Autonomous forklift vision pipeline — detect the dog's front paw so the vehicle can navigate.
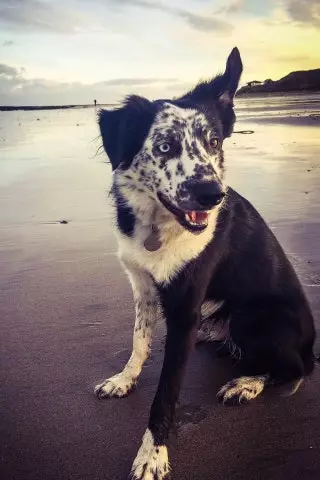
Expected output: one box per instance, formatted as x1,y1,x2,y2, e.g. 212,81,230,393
130,429,170,480
217,375,266,405
94,372,136,399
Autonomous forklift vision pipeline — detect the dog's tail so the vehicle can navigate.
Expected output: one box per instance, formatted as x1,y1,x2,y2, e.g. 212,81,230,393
280,377,304,397
282,353,320,396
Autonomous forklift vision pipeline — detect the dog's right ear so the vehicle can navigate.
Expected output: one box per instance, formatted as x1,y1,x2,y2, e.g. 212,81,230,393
98,95,156,170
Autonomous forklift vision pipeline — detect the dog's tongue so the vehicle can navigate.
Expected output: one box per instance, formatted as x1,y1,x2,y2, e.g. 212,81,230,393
188,211,208,223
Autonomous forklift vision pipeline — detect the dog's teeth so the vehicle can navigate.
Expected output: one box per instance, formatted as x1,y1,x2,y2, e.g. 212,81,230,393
185,212,208,227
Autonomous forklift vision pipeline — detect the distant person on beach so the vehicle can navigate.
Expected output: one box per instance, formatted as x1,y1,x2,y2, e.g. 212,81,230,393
94,99,97,106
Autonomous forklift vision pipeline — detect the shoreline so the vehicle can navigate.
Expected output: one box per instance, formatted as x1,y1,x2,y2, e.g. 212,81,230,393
1,91,320,111
0,104,114,112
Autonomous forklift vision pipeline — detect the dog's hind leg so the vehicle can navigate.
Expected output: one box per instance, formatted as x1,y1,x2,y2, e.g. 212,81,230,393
95,267,161,399
196,300,227,343
217,326,306,405
217,349,306,404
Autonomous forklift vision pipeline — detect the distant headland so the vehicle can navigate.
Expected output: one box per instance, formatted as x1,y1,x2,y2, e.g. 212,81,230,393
237,69,320,95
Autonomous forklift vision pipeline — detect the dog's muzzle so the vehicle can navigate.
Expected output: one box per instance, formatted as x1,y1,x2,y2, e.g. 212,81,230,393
185,180,225,210
158,181,225,234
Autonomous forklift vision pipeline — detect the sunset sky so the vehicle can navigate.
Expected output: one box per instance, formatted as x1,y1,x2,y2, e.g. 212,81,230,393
0,0,319,105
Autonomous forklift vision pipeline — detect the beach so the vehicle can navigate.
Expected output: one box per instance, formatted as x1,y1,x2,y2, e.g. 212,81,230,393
1,94,320,480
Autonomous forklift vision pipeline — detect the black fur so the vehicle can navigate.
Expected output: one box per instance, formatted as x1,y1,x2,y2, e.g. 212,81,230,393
164,188,315,376
111,183,136,237
147,188,315,447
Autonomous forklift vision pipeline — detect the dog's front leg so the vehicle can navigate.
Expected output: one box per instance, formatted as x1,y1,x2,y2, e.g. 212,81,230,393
130,294,200,480
95,267,161,399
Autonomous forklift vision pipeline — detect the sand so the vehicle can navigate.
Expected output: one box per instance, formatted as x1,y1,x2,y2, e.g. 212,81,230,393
1,95,320,480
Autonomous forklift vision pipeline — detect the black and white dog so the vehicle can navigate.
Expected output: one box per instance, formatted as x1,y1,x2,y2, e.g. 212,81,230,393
95,48,316,479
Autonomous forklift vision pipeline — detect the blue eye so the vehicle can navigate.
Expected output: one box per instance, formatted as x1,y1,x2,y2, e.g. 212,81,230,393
158,142,171,153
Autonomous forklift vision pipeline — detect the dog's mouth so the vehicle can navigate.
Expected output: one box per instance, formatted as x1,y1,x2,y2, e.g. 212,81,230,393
158,193,209,233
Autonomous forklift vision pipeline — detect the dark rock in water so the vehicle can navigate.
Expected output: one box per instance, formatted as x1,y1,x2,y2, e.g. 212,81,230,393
37,118,40,121
60,220,68,224
76,123,80,126
234,130,255,134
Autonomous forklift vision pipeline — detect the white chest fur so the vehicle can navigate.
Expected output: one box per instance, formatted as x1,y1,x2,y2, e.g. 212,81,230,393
117,209,219,285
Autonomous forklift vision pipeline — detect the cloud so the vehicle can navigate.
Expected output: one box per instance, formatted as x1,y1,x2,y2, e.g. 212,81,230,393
97,77,177,86
0,0,101,33
2,40,14,47
0,0,233,35
171,10,320,84
0,63,187,105
1,1,319,104
0,63,23,77
285,0,320,27
225,0,245,14
0,63,28,103
174,10,233,32
108,0,233,32
215,0,245,15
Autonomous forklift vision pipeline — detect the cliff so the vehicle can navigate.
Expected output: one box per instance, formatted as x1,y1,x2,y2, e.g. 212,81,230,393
237,69,320,95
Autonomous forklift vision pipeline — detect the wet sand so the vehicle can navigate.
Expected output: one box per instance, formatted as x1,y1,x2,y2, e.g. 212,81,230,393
1,97,320,480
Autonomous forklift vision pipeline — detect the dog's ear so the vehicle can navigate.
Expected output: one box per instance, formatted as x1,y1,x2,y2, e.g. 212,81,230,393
98,95,156,170
216,47,243,105
178,47,243,138
215,47,243,137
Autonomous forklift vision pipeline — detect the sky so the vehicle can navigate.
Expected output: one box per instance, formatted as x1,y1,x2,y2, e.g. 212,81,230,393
0,0,319,105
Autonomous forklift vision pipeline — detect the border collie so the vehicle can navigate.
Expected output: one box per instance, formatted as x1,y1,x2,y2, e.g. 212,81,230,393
94,48,315,480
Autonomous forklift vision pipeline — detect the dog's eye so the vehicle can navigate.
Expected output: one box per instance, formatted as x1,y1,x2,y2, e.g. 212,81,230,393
209,138,219,149
158,142,171,153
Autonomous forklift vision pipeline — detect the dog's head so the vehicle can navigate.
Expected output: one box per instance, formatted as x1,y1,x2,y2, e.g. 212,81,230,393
99,48,242,233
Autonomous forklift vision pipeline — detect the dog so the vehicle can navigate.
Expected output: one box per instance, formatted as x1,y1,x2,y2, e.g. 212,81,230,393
94,48,316,480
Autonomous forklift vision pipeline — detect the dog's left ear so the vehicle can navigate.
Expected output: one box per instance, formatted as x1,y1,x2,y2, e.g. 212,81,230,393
179,47,243,138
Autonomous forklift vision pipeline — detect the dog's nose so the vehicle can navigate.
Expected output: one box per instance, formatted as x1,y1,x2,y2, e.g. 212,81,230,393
189,181,225,209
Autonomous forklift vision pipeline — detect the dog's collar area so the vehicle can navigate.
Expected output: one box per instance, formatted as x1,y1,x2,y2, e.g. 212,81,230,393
157,192,209,233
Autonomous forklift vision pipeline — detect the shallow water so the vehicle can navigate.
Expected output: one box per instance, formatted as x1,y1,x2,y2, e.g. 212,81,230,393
0,108,101,188
235,92,320,121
